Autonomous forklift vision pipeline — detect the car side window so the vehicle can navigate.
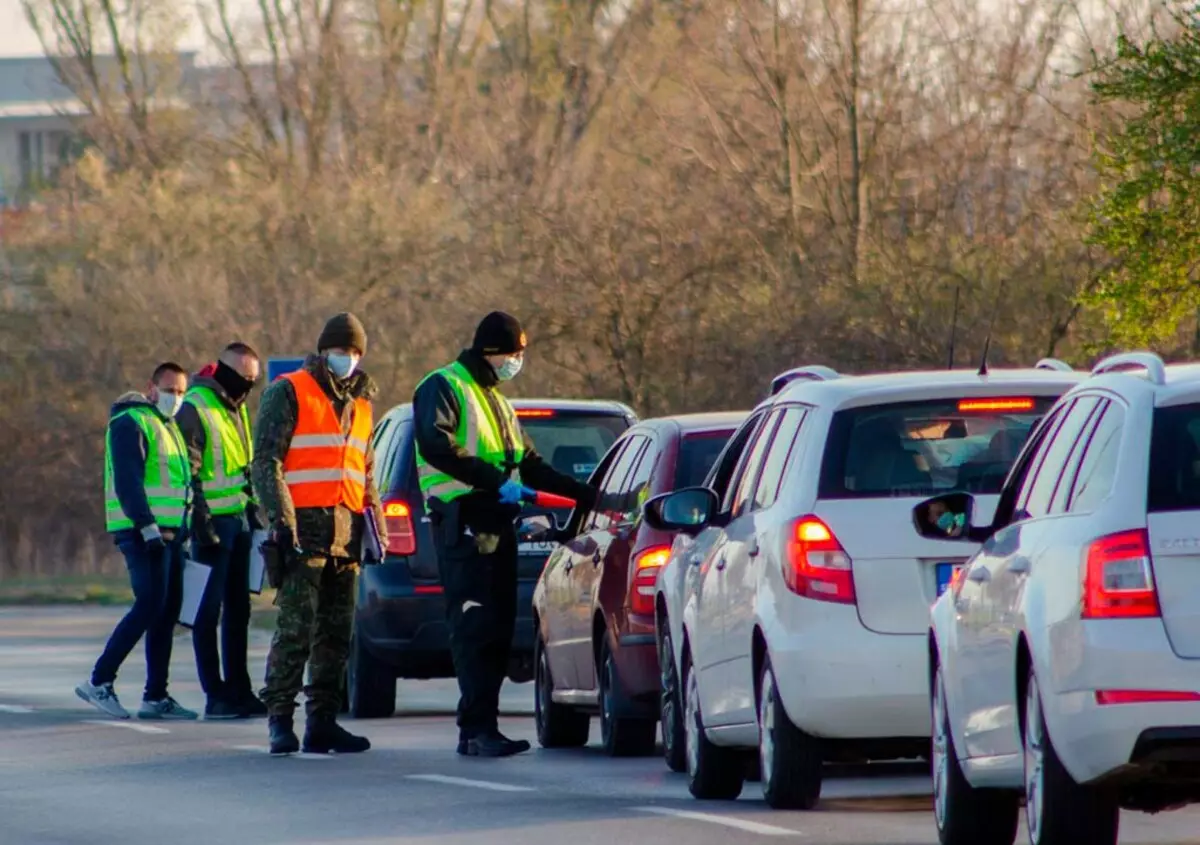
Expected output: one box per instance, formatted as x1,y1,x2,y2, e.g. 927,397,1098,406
1048,400,1107,514
992,403,1068,529
619,435,659,525
589,435,646,532
717,413,772,514
1020,396,1102,519
1012,400,1076,520
372,419,398,491
731,409,785,517
706,410,765,499
1069,402,1125,512
752,406,807,511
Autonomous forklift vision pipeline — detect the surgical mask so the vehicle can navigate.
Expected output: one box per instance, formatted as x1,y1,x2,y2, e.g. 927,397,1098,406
496,355,523,381
155,392,183,418
326,353,358,380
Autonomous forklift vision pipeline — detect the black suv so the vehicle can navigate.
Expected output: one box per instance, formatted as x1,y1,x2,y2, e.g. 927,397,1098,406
348,398,637,717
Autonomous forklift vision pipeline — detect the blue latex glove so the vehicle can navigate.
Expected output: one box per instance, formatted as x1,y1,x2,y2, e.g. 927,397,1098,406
498,479,533,505
937,511,966,534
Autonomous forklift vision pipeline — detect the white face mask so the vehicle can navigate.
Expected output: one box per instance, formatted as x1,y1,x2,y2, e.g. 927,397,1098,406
496,355,523,381
326,352,359,379
155,392,183,418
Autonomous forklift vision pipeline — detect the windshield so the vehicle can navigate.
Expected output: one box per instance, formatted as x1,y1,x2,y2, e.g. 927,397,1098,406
675,431,735,489
521,413,630,484
1149,402,1200,512
819,396,1058,498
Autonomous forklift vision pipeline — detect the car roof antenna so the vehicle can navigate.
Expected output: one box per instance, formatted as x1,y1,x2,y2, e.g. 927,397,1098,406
978,334,991,376
977,276,1009,377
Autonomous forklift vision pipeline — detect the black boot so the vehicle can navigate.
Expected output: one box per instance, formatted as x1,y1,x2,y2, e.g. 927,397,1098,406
466,731,531,758
302,714,371,754
268,714,300,756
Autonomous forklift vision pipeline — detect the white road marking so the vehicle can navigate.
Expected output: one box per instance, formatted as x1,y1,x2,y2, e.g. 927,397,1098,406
632,806,801,836
406,774,536,792
0,704,34,713
83,720,170,735
230,744,331,759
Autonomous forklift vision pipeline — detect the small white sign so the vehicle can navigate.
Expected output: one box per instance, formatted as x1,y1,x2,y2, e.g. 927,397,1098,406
248,529,269,594
178,558,212,628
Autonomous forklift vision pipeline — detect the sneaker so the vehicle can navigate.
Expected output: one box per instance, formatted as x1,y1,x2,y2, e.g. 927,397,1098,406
204,698,243,721
138,697,199,720
75,681,130,719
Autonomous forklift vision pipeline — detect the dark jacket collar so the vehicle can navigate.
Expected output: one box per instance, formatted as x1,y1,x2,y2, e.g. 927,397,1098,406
457,348,498,389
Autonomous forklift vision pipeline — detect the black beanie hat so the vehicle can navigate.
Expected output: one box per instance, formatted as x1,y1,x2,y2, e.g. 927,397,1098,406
471,311,526,356
317,312,367,356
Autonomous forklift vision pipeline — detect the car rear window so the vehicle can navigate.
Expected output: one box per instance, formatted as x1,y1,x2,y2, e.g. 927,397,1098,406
521,413,630,483
1148,402,1200,512
674,430,735,489
819,396,1057,498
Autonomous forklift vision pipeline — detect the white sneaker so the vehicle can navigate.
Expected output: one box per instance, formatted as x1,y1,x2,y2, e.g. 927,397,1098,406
75,681,130,719
138,697,199,720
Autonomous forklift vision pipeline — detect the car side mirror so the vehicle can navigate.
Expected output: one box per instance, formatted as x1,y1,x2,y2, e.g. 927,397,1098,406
912,492,977,542
515,511,557,544
643,487,717,536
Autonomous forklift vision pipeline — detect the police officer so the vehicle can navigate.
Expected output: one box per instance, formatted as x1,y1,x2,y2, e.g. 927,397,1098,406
251,313,388,755
413,312,620,757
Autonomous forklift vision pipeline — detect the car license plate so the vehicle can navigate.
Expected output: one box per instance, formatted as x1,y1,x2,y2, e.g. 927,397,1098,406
518,541,557,555
936,562,963,597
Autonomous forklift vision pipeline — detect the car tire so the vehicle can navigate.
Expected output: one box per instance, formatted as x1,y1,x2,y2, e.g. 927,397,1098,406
683,648,744,800
348,629,397,719
1023,667,1119,845
534,636,589,748
598,637,657,757
758,656,822,809
658,624,687,773
931,661,1019,845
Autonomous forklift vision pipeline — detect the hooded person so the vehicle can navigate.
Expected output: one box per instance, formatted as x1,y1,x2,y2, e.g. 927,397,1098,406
76,362,200,722
250,312,388,755
176,342,268,720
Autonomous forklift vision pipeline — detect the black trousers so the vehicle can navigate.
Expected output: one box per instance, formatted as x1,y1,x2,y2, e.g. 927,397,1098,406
433,519,518,740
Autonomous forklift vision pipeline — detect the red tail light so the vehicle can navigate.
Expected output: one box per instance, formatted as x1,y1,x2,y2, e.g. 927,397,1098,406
784,516,855,604
516,409,556,418
630,546,671,616
1082,529,1159,619
958,397,1035,412
384,498,416,556
1095,690,1200,705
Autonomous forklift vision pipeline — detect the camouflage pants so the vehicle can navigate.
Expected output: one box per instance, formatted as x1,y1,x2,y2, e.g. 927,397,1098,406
260,556,357,718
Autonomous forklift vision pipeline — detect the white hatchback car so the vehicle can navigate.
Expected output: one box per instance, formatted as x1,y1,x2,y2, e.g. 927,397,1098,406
645,361,1084,806
918,352,1200,845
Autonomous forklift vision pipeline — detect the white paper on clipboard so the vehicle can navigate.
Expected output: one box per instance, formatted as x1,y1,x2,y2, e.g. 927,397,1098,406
178,558,212,628
248,529,269,594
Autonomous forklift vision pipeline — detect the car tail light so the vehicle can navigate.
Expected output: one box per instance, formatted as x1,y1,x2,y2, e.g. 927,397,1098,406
383,498,416,556
516,408,556,418
958,397,1035,412
949,565,968,596
1081,529,1159,619
1095,690,1200,705
630,546,671,616
784,516,855,604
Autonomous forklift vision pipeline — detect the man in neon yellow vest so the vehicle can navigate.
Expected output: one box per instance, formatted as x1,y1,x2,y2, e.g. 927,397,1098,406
176,342,266,720
413,312,618,757
76,362,200,721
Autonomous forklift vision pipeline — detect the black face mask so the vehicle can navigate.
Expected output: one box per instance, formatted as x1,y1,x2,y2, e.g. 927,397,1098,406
214,361,257,403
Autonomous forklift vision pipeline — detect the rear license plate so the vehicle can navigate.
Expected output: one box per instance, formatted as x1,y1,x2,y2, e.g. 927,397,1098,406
518,541,557,556
936,562,963,597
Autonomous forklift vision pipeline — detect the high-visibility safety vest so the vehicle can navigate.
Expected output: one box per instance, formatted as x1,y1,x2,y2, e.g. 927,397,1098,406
184,385,254,516
414,361,525,505
104,405,191,532
281,368,373,513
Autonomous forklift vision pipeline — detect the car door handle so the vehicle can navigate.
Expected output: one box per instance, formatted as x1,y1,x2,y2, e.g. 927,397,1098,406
747,537,760,557
1009,557,1030,575
592,549,602,566
968,567,990,583
715,555,727,570
564,558,574,573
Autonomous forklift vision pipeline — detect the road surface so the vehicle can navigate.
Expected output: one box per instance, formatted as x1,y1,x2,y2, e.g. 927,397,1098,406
0,606,1196,845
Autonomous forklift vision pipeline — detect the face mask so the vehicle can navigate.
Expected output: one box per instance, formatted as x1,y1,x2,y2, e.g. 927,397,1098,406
496,355,523,381
215,361,257,402
326,353,358,380
155,392,183,418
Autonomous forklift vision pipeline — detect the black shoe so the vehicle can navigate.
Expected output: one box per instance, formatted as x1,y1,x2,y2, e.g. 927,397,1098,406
237,694,269,718
466,732,531,758
457,738,469,755
302,716,370,754
268,714,300,755
204,697,243,720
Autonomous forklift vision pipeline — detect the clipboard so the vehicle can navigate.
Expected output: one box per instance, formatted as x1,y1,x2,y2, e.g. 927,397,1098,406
248,529,269,594
361,508,384,564
178,558,212,628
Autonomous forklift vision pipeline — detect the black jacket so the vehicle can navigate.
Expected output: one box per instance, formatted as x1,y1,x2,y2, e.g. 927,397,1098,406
412,349,599,529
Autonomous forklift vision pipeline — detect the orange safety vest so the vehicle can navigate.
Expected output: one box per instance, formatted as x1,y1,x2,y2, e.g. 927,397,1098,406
281,369,373,512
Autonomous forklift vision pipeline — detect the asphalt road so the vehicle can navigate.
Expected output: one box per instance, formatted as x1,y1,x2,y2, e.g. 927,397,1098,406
0,607,1197,845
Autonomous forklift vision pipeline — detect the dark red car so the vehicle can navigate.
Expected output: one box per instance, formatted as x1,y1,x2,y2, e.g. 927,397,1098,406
531,412,746,756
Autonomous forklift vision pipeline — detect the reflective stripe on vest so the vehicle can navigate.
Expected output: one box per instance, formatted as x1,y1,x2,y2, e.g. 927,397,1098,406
414,361,525,505
184,385,254,516
104,405,191,531
281,369,373,512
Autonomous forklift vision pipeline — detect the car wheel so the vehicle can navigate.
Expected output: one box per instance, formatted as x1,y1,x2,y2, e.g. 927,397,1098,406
598,637,657,757
758,655,822,809
658,624,686,773
348,629,397,719
683,648,744,800
1023,668,1118,845
931,661,1019,845
534,636,589,748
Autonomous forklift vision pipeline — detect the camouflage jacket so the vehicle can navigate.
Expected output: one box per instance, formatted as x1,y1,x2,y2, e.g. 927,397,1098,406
249,354,388,560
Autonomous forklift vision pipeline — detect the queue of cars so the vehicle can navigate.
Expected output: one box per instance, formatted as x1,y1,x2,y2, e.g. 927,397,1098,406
358,352,1200,845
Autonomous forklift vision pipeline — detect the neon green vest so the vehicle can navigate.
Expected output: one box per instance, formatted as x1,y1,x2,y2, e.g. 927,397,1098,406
415,361,525,504
184,385,254,516
104,405,191,531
